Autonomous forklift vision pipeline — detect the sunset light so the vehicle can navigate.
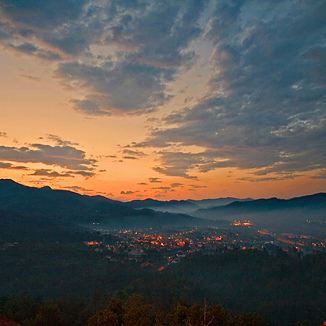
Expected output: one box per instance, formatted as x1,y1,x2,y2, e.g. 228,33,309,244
0,0,325,200
0,2,325,325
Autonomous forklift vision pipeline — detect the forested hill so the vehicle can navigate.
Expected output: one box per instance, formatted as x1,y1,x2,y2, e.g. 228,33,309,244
189,192,326,235
126,197,253,214
1,179,325,232
0,179,201,228
192,193,326,214
0,179,138,222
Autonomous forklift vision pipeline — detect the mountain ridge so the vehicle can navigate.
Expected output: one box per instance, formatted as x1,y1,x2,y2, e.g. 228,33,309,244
0,179,203,231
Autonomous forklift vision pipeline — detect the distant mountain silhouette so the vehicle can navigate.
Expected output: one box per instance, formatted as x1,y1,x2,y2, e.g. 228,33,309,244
192,193,326,235
0,179,202,233
1,179,325,237
187,197,253,209
126,198,199,214
193,193,326,216
0,179,136,222
126,197,252,214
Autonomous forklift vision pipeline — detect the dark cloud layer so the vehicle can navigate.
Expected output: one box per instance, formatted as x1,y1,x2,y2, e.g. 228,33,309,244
0,0,207,114
1,0,325,182
132,0,326,180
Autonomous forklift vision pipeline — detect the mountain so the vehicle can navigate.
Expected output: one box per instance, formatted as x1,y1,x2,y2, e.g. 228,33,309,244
192,193,326,234
126,198,199,214
193,193,326,215
0,179,137,222
1,179,325,236
126,197,252,214
187,197,253,209
0,179,203,233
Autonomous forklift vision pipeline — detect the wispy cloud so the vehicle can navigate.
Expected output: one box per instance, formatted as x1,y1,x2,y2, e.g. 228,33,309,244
152,186,170,190
46,134,79,146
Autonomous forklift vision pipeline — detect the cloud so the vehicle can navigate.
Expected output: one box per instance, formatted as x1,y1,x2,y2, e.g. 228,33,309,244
132,0,326,180
138,182,147,185
123,156,138,160
63,185,93,193
120,149,147,160
29,169,72,178
188,184,207,191
0,132,7,137
64,185,113,196
57,61,174,115
154,194,166,199
8,42,38,55
46,134,79,146
152,186,170,190
237,175,300,183
6,42,63,61
1,0,325,183
68,170,95,178
0,143,97,173
0,0,87,30
152,151,203,179
310,170,326,179
0,0,208,115
188,184,206,189
122,149,146,157
0,162,28,170
148,177,162,183
171,183,184,188
120,190,139,195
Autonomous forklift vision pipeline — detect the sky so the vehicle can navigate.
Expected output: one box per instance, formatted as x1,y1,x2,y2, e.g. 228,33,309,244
0,0,325,200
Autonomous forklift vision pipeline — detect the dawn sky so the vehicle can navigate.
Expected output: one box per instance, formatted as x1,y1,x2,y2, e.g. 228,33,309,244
0,0,325,200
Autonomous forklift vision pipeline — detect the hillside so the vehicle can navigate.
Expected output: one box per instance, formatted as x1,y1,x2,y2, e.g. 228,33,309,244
192,193,326,234
0,179,204,232
126,197,252,214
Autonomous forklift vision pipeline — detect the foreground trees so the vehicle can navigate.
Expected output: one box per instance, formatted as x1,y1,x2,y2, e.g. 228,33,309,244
0,292,269,326
87,294,269,326
1,250,326,325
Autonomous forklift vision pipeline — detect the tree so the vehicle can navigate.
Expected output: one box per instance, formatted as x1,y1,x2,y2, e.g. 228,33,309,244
33,304,67,326
229,312,269,326
168,301,190,326
107,298,125,325
3,292,40,324
87,308,119,326
207,304,229,326
123,294,152,326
